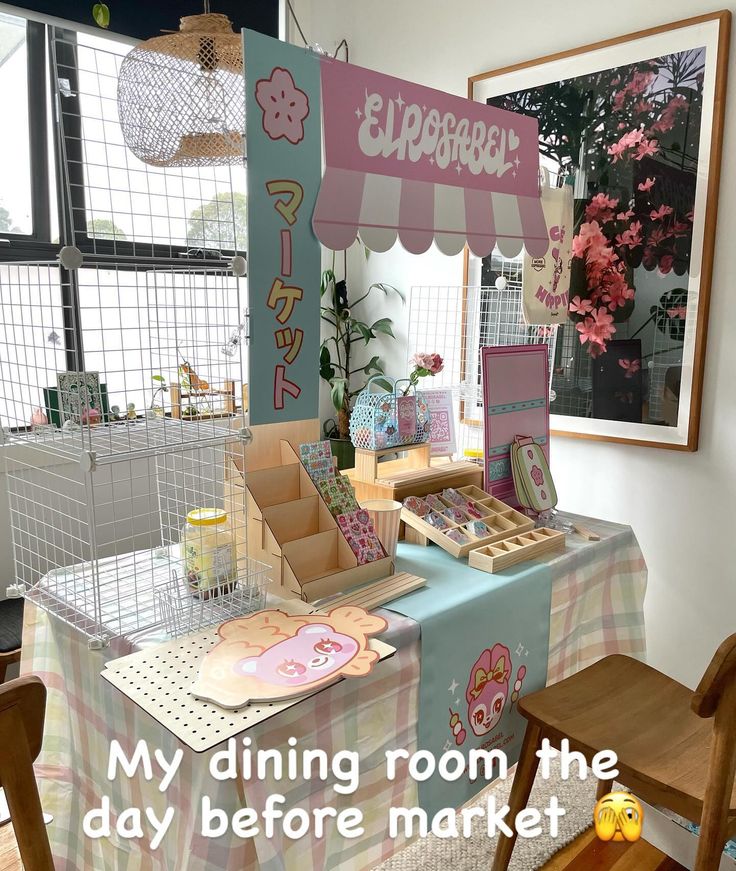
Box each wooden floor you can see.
[541,827,688,870]
[0,824,20,871]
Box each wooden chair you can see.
[0,599,23,684]
[492,635,736,871]
[0,676,53,870]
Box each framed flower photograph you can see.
[467,12,730,450]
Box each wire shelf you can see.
[5,417,241,464]
[155,559,271,639]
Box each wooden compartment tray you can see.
[468,528,566,573]
[400,485,534,559]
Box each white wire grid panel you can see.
[5,439,268,643]
[0,261,246,459]
[407,279,557,460]
[52,30,247,258]
[0,28,258,644]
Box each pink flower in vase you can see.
[255,67,310,145]
[412,352,444,375]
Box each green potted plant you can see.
[320,266,403,469]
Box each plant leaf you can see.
[370,317,395,338]
[372,377,394,393]
[92,3,110,28]
[320,269,336,298]
[329,378,348,412]
[361,355,383,375]
[371,282,405,302]
[151,374,165,382]
[351,321,374,344]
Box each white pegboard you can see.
[101,601,396,753]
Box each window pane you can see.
[78,267,246,417]
[0,264,67,428]
[0,13,32,235]
[59,32,247,253]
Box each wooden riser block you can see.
[315,572,426,611]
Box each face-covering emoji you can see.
[594,791,643,842]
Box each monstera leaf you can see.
[652,288,688,343]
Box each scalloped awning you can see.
[312,59,549,259]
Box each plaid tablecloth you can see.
[21,514,646,871]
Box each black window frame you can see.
[0,17,57,261]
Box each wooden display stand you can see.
[468,527,566,573]
[401,485,534,558]
[344,441,484,505]
[170,379,237,419]
[226,439,394,602]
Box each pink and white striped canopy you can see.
[312,58,550,258]
[313,166,549,257]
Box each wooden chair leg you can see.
[0,705,53,870]
[0,663,6,685]
[491,722,542,871]
[596,778,612,801]
[694,685,736,871]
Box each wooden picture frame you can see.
[466,11,730,451]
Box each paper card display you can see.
[481,344,549,506]
[317,475,359,516]
[424,388,457,457]
[300,440,335,482]
[336,510,386,564]
[191,606,388,708]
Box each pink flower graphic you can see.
[667,305,687,319]
[637,177,656,192]
[255,67,310,145]
[650,204,674,221]
[530,465,544,487]
[618,358,641,379]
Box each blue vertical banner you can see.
[244,30,321,425]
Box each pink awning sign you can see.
[312,59,548,258]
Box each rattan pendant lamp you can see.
[117,2,245,167]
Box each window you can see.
[0,15,247,430]
[0,12,52,250]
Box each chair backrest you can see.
[691,633,736,718]
[0,675,46,786]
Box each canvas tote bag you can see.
[522,169,573,325]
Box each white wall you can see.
[292,0,736,688]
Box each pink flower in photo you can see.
[569,295,594,315]
[576,307,616,354]
[600,267,635,312]
[530,465,544,487]
[615,220,643,250]
[616,208,635,221]
[635,137,659,160]
[651,95,688,134]
[255,67,310,145]
[585,193,620,224]
[667,305,687,319]
[637,177,656,192]
[608,128,644,162]
[650,204,674,221]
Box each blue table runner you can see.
[388,541,553,816]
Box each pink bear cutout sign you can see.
[191,607,388,709]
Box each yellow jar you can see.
[181,508,236,597]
